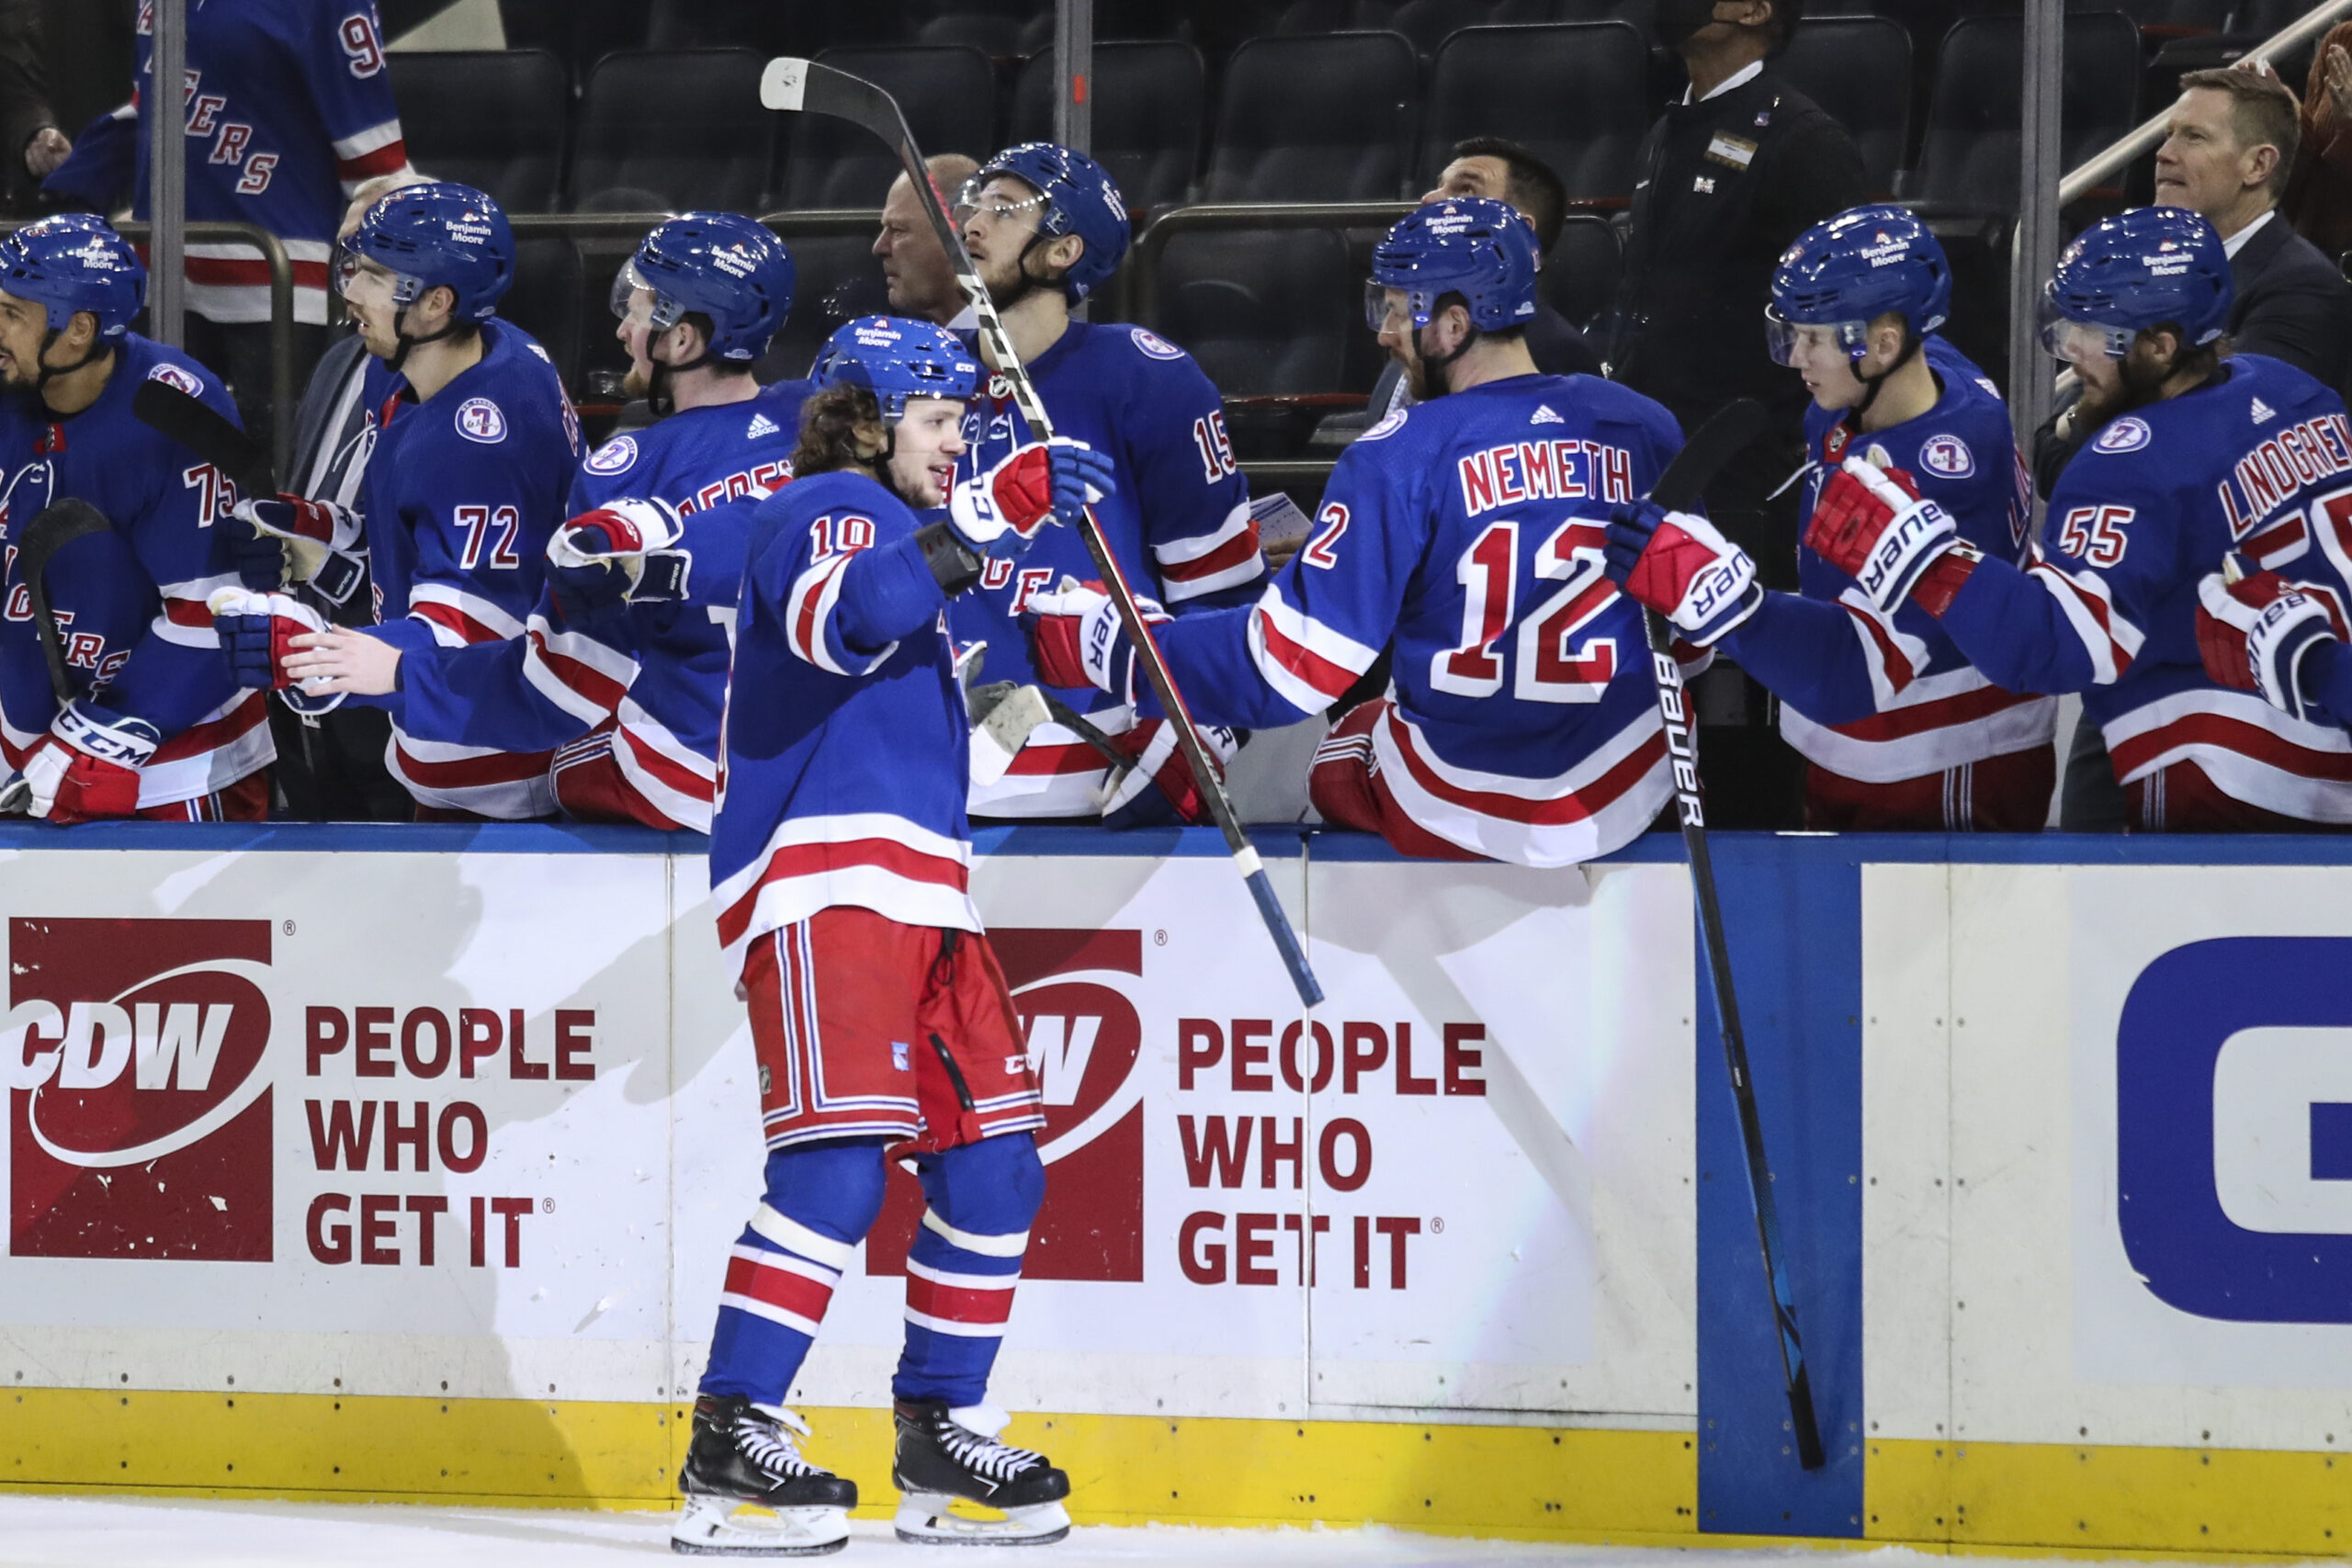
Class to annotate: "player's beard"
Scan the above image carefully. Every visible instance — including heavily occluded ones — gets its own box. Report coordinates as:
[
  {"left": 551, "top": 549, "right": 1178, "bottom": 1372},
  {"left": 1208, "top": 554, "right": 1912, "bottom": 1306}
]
[{"left": 2075, "top": 344, "right": 2177, "bottom": 431}]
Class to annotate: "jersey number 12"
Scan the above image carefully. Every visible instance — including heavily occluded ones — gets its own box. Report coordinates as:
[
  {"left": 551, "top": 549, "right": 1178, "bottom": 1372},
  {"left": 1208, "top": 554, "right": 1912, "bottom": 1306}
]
[{"left": 1432, "top": 518, "right": 1618, "bottom": 705}]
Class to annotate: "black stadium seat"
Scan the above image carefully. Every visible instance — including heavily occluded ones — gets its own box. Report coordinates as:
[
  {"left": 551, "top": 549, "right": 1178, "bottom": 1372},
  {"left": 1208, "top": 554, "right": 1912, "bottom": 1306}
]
[
  {"left": 1276, "top": 0, "right": 1402, "bottom": 31},
  {"left": 1011, "top": 42, "right": 1207, "bottom": 212},
  {"left": 1153, "top": 228, "right": 1355, "bottom": 398},
  {"left": 1419, "top": 23, "right": 1653, "bottom": 205},
  {"left": 385, "top": 51, "right": 569, "bottom": 214},
  {"left": 1778, "top": 16, "right": 1914, "bottom": 197},
  {"left": 502, "top": 239, "right": 585, "bottom": 388},
  {"left": 1544, "top": 213, "right": 1623, "bottom": 333},
  {"left": 1204, "top": 32, "right": 1422, "bottom": 202},
  {"left": 1391, "top": 0, "right": 1507, "bottom": 53},
  {"left": 1913, "top": 12, "right": 2142, "bottom": 212},
  {"left": 778, "top": 45, "right": 1000, "bottom": 209},
  {"left": 571, "top": 50, "right": 775, "bottom": 213},
  {"left": 757, "top": 234, "right": 891, "bottom": 385}
]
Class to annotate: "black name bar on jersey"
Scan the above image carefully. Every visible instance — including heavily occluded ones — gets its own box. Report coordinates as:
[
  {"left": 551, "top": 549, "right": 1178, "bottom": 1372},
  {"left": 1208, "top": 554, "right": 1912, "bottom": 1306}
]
[
  {"left": 1457, "top": 439, "right": 1636, "bottom": 518},
  {"left": 2219, "top": 411, "right": 2352, "bottom": 538}
]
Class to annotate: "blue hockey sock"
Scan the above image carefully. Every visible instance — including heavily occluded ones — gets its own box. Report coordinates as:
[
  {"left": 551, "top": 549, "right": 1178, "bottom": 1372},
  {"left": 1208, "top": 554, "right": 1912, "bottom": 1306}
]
[
  {"left": 700, "top": 1138, "right": 888, "bottom": 1405},
  {"left": 892, "top": 1133, "right": 1046, "bottom": 1407}
]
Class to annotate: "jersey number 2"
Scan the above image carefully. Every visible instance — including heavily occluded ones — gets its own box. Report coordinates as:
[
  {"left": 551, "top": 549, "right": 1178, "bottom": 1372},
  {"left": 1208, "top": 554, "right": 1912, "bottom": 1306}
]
[{"left": 1432, "top": 519, "right": 1617, "bottom": 704}]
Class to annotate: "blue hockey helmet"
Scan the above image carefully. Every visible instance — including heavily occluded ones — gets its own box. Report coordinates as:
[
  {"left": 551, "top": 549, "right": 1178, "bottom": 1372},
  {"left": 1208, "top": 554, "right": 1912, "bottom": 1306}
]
[
  {"left": 811, "top": 316, "right": 983, "bottom": 421},
  {"left": 612, "top": 212, "right": 794, "bottom": 363},
  {"left": 959, "top": 142, "right": 1130, "bottom": 303},
  {"left": 2038, "top": 205, "right": 2233, "bottom": 363},
  {"left": 341, "top": 180, "right": 514, "bottom": 323},
  {"left": 1766, "top": 204, "right": 1951, "bottom": 366},
  {"left": 1365, "top": 197, "right": 1541, "bottom": 333},
  {"left": 0, "top": 213, "right": 146, "bottom": 339}
]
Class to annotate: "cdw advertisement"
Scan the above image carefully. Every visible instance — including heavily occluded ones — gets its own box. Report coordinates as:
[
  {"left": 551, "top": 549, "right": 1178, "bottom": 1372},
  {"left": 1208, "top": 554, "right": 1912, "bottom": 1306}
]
[{"left": 0, "top": 845, "right": 1694, "bottom": 1425}]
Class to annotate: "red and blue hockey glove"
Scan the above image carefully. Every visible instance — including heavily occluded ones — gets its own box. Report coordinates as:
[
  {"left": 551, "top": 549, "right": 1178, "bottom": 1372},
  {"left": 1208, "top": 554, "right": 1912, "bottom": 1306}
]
[
  {"left": 19, "top": 698, "right": 160, "bottom": 823},
  {"left": 1099, "top": 716, "right": 1238, "bottom": 829},
  {"left": 2197, "top": 560, "right": 2349, "bottom": 724},
  {"left": 208, "top": 586, "right": 332, "bottom": 692},
  {"left": 232, "top": 493, "right": 367, "bottom": 604},
  {"left": 1603, "top": 500, "right": 1763, "bottom": 646},
  {"left": 949, "top": 438, "right": 1116, "bottom": 558},
  {"left": 548, "top": 499, "right": 689, "bottom": 621},
  {"left": 1023, "top": 579, "right": 1169, "bottom": 703},
  {"left": 1804, "top": 458, "right": 1965, "bottom": 615}
]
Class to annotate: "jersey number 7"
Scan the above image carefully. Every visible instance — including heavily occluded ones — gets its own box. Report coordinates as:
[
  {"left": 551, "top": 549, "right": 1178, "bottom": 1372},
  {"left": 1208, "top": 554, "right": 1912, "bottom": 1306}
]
[{"left": 1432, "top": 518, "right": 1617, "bottom": 705}]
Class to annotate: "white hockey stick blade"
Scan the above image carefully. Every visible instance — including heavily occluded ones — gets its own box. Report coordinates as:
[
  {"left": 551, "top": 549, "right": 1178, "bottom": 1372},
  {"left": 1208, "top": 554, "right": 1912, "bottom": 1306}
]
[
  {"left": 967, "top": 684, "right": 1052, "bottom": 789},
  {"left": 672, "top": 1495, "right": 850, "bottom": 1556},
  {"left": 759, "top": 57, "right": 811, "bottom": 111},
  {"left": 893, "top": 1492, "right": 1072, "bottom": 1546}
]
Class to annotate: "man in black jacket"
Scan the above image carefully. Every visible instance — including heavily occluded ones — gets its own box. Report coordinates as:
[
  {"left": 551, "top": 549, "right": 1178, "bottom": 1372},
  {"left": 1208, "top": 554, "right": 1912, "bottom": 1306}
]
[{"left": 1604, "top": 0, "right": 1869, "bottom": 823}]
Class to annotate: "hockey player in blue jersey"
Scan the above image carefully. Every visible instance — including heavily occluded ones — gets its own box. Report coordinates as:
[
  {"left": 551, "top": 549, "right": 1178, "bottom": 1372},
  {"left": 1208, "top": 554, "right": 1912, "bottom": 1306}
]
[
  {"left": 949, "top": 141, "right": 1262, "bottom": 823},
  {"left": 0, "top": 215, "right": 276, "bottom": 822},
  {"left": 1602, "top": 206, "right": 2057, "bottom": 830},
  {"left": 272, "top": 212, "right": 806, "bottom": 830},
  {"left": 218, "top": 182, "right": 579, "bottom": 820},
  {"left": 683, "top": 314, "right": 1110, "bottom": 1553},
  {"left": 1027, "top": 198, "right": 1692, "bottom": 865},
  {"left": 1795, "top": 206, "right": 2352, "bottom": 829}
]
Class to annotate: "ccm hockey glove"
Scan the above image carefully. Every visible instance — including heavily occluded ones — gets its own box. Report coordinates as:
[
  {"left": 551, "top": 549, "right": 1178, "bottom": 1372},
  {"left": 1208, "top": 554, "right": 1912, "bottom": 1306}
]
[
  {"left": 1603, "top": 500, "right": 1762, "bottom": 646},
  {"left": 2197, "top": 561, "right": 2348, "bottom": 725},
  {"left": 19, "top": 698, "right": 160, "bottom": 823},
  {"left": 1804, "top": 458, "right": 1962, "bottom": 615},
  {"left": 948, "top": 438, "right": 1115, "bottom": 558}
]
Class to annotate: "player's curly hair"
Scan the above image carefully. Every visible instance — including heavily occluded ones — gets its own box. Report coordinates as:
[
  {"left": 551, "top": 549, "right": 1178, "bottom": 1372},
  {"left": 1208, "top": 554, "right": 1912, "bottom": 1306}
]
[{"left": 790, "top": 384, "right": 888, "bottom": 479}]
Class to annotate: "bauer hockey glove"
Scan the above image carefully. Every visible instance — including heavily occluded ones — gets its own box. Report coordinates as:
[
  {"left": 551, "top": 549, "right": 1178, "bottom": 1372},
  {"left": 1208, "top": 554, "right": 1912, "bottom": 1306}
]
[
  {"left": 19, "top": 698, "right": 159, "bottom": 823},
  {"left": 948, "top": 438, "right": 1116, "bottom": 559},
  {"left": 232, "top": 494, "right": 368, "bottom": 604},
  {"left": 2196, "top": 560, "right": 2349, "bottom": 725},
  {"left": 209, "top": 585, "right": 333, "bottom": 693},
  {"left": 1023, "top": 579, "right": 1169, "bottom": 703},
  {"left": 1602, "top": 500, "right": 1762, "bottom": 646},
  {"left": 1099, "top": 716, "right": 1238, "bottom": 829},
  {"left": 1804, "top": 458, "right": 1964, "bottom": 615}
]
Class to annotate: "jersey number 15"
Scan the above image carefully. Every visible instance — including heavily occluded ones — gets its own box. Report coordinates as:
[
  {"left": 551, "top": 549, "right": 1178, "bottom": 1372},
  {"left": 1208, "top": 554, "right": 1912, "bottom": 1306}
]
[{"left": 1433, "top": 518, "right": 1618, "bottom": 705}]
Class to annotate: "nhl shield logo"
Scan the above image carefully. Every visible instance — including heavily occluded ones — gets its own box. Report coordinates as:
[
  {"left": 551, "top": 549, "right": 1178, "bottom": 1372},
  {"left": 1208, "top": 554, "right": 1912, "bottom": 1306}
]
[
  {"left": 1919, "top": 434, "right": 1974, "bottom": 479},
  {"left": 455, "top": 398, "right": 508, "bottom": 445}
]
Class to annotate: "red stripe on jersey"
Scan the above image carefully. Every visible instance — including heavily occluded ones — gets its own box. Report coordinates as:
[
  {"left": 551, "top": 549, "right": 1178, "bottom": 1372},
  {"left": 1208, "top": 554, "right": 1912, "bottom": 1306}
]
[
  {"left": 150, "top": 690, "right": 269, "bottom": 763},
  {"left": 2109, "top": 709, "right": 2352, "bottom": 784},
  {"left": 2033, "top": 565, "right": 2137, "bottom": 675},
  {"left": 619, "top": 724, "right": 716, "bottom": 800},
  {"left": 394, "top": 742, "right": 559, "bottom": 787},
  {"left": 1254, "top": 605, "right": 1359, "bottom": 703},
  {"left": 2245, "top": 515, "right": 2309, "bottom": 564},
  {"left": 716, "top": 837, "right": 971, "bottom": 949},
  {"left": 531, "top": 632, "right": 630, "bottom": 713},
  {"left": 334, "top": 139, "right": 410, "bottom": 184},
  {"left": 788, "top": 555, "right": 848, "bottom": 666},
  {"left": 906, "top": 1274, "right": 1016, "bottom": 1327},
  {"left": 164, "top": 597, "right": 217, "bottom": 628},
  {"left": 1160, "top": 524, "right": 1263, "bottom": 584},
  {"left": 1006, "top": 737, "right": 1109, "bottom": 776},
  {"left": 413, "top": 600, "right": 507, "bottom": 646},
  {"left": 1389, "top": 719, "right": 1667, "bottom": 827},
  {"left": 722, "top": 1253, "right": 838, "bottom": 1325},
  {"left": 1825, "top": 682, "right": 2042, "bottom": 744},
  {"left": 1844, "top": 604, "right": 1917, "bottom": 694}
]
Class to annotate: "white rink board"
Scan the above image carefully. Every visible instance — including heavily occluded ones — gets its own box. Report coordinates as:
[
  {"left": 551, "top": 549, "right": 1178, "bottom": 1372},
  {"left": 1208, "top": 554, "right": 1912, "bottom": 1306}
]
[
  {"left": 1861, "top": 862, "right": 2352, "bottom": 1453},
  {"left": 0, "top": 845, "right": 1697, "bottom": 1428}
]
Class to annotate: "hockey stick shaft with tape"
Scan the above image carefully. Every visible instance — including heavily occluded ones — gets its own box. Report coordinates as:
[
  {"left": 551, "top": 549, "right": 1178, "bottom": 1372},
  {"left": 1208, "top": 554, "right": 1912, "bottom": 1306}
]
[
  {"left": 763, "top": 57, "right": 1323, "bottom": 1006},
  {"left": 1639, "top": 398, "right": 1826, "bottom": 1472}
]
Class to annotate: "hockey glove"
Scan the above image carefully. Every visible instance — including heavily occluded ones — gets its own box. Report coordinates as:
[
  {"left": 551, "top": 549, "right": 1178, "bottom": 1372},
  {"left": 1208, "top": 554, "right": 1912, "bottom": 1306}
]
[
  {"left": 548, "top": 499, "right": 691, "bottom": 621},
  {"left": 208, "top": 586, "right": 333, "bottom": 693},
  {"left": 1804, "top": 458, "right": 1962, "bottom": 615},
  {"left": 1099, "top": 716, "right": 1238, "bottom": 829},
  {"left": 232, "top": 494, "right": 368, "bottom": 604},
  {"left": 2196, "top": 562, "right": 2348, "bottom": 724},
  {"left": 1023, "top": 579, "right": 1169, "bottom": 703},
  {"left": 1603, "top": 500, "right": 1762, "bottom": 646},
  {"left": 19, "top": 698, "right": 160, "bottom": 823},
  {"left": 947, "top": 438, "right": 1115, "bottom": 559}
]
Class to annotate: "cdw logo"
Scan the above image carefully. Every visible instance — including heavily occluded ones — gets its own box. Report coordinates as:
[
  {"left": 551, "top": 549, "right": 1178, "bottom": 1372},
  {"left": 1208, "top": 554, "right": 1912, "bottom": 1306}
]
[{"left": 6, "top": 918, "right": 275, "bottom": 1260}]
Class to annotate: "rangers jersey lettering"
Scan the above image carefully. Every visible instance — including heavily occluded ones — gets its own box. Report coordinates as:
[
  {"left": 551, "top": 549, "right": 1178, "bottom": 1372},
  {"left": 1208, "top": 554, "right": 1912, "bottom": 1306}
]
[
  {"left": 393, "top": 380, "right": 809, "bottom": 830},
  {"left": 356, "top": 321, "right": 578, "bottom": 818},
  {"left": 1939, "top": 354, "right": 2352, "bottom": 821},
  {"left": 1729, "top": 335, "right": 2056, "bottom": 787},
  {"left": 711, "top": 469, "right": 979, "bottom": 979},
  {"left": 1148, "top": 372, "right": 1688, "bottom": 866},
  {"left": 0, "top": 337, "right": 273, "bottom": 805},
  {"left": 949, "top": 321, "right": 1261, "bottom": 817}
]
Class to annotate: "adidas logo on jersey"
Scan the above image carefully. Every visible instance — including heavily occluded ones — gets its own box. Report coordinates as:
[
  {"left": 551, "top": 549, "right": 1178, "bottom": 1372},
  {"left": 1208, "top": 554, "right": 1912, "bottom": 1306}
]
[
  {"left": 2251, "top": 397, "right": 2277, "bottom": 425},
  {"left": 1532, "top": 404, "right": 1565, "bottom": 425},
  {"left": 747, "top": 412, "right": 781, "bottom": 439}
]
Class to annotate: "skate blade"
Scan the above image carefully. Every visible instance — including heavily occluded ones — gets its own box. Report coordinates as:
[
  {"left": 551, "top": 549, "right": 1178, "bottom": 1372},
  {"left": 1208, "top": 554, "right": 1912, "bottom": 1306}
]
[
  {"left": 892, "top": 1493, "right": 1071, "bottom": 1546},
  {"left": 671, "top": 1495, "right": 850, "bottom": 1556}
]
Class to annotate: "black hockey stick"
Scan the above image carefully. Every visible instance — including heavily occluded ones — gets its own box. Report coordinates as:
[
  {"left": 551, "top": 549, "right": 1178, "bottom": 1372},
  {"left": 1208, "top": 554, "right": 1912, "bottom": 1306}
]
[
  {"left": 17, "top": 499, "right": 112, "bottom": 706},
  {"left": 1637, "top": 398, "right": 1826, "bottom": 1472},
  {"left": 762, "top": 56, "right": 1324, "bottom": 1007},
  {"left": 131, "top": 378, "right": 276, "bottom": 500}
]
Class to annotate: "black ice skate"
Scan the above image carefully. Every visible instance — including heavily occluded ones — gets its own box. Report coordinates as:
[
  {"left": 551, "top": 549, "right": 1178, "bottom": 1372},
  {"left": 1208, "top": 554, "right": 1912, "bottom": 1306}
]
[
  {"left": 673, "top": 1394, "right": 857, "bottom": 1556},
  {"left": 891, "top": 1398, "right": 1072, "bottom": 1545}
]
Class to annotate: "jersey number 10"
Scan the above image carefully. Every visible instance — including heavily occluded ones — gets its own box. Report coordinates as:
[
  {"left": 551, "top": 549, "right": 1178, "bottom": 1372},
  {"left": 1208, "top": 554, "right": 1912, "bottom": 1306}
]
[{"left": 1433, "top": 518, "right": 1618, "bottom": 705}]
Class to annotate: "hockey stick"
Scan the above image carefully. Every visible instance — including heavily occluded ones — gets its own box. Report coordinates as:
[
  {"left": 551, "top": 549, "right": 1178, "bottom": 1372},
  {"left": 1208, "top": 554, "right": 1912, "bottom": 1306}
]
[
  {"left": 131, "top": 379, "right": 276, "bottom": 501},
  {"left": 1638, "top": 398, "right": 1826, "bottom": 1472},
  {"left": 17, "top": 500, "right": 112, "bottom": 707},
  {"left": 763, "top": 57, "right": 1324, "bottom": 1007}
]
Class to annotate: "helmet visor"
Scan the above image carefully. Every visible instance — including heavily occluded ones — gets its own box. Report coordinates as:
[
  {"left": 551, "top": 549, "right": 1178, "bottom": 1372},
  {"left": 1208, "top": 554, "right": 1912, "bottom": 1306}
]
[
  {"left": 336, "top": 247, "right": 416, "bottom": 311},
  {"left": 2037, "top": 291, "right": 2132, "bottom": 364},
  {"left": 1763, "top": 308, "right": 1870, "bottom": 368},
  {"left": 953, "top": 175, "right": 1049, "bottom": 232},
  {"left": 609, "top": 260, "right": 682, "bottom": 332}
]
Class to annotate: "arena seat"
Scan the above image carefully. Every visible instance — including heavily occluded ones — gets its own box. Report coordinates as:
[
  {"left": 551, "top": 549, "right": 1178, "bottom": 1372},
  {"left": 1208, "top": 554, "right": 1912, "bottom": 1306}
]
[
  {"left": 385, "top": 51, "right": 569, "bottom": 214},
  {"left": 756, "top": 233, "right": 892, "bottom": 385},
  {"left": 571, "top": 49, "right": 775, "bottom": 213},
  {"left": 914, "top": 11, "right": 1035, "bottom": 51},
  {"left": 777, "top": 45, "right": 1001, "bottom": 209},
  {"left": 1418, "top": 23, "right": 1654, "bottom": 204},
  {"left": 1274, "top": 0, "right": 1404, "bottom": 31},
  {"left": 1154, "top": 227, "right": 1359, "bottom": 441},
  {"left": 1912, "top": 11, "right": 2143, "bottom": 213},
  {"left": 1549, "top": 0, "right": 1660, "bottom": 45},
  {"left": 502, "top": 239, "right": 585, "bottom": 389},
  {"left": 1204, "top": 32, "right": 1422, "bottom": 202},
  {"left": 1778, "top": 16, "right": 1914, "bottom": 197},
  {"left": 1011, "top": 42, "right": 1208, "bottom": 212},
  {"left": 1544, "top": 212, "right": 1623, "bottom": 333},
  {"left": 1390, "top": 0, "right": 1509, "bottom": 53}
]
